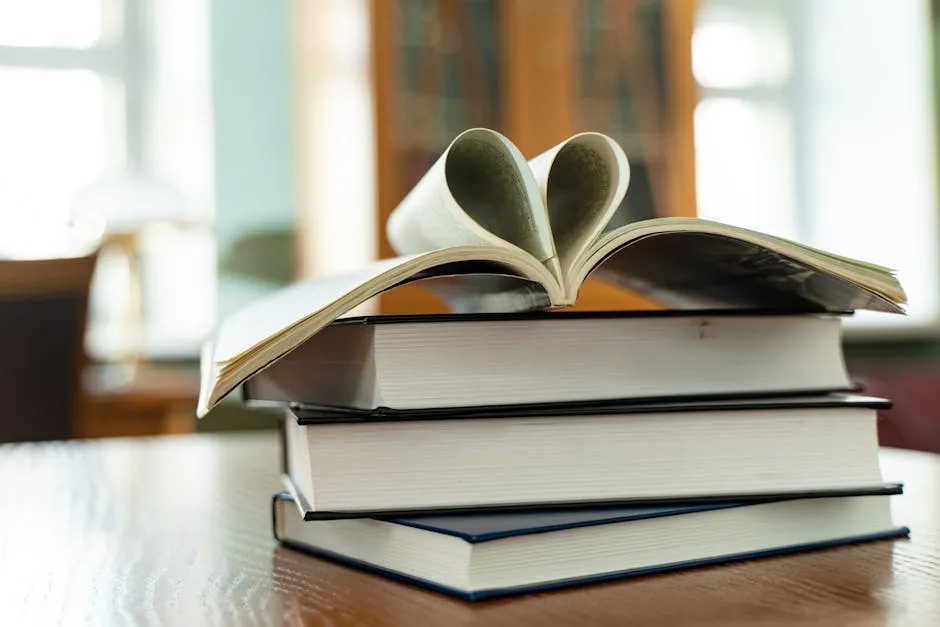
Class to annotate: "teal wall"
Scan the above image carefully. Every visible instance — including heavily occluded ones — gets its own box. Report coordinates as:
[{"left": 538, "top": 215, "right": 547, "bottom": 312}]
[
  {"left": 212, "top": 0, "right": 296, "bottom": 319},
  {"left": 206, "top": 0, "right": 295, "bottom": 430}
]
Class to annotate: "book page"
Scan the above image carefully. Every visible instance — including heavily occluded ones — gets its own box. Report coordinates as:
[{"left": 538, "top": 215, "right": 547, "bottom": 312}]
[
  {"left": 572, "top": 218, "right": 906, "bottom": 313},
  {"left": 387, "top": 128, "right": 558, "bottom": 268},
  {"left": 527, "top": 133, "right": 629, "bottom": 280},
  {"left": 199, "top": 246, "right": 562, "bottom": 416}
]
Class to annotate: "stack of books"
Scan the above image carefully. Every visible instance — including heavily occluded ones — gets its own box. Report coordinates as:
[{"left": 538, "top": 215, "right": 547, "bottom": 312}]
[{"left": 199, "top": 128, "right": 910, "bottom": 601}]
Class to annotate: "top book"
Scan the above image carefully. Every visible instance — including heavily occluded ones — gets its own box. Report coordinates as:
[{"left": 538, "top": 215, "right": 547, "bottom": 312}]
[{"left": 198, "top": 128, "right": 906, "bottom": 416}]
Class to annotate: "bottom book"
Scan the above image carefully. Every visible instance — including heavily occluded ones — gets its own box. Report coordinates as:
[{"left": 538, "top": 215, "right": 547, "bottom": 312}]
[{"left": 273, "top": 492, "right": 909, "bottom": 601}]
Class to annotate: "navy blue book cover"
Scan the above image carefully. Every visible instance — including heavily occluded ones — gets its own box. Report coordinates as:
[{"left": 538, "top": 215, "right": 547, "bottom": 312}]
[
  {"left": 374, "top": 501, "right": 816, "bottom": 542},
  {"left": 272, "top": 492, "right": 910, "bottom": 601}
]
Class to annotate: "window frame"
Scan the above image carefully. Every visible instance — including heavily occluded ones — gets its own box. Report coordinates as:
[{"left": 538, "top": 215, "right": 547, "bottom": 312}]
[
  {"left": 0, "top": 0, "right": 146, "bottom": 170},
  {"left": 694, "top": 0, "right": 940, "bottom": 339}
]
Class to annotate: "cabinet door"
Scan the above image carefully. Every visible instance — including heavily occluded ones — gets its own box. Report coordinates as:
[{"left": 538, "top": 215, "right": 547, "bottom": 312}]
[{"left": 371, "top": 0, "right": 697, "bottom": 314}]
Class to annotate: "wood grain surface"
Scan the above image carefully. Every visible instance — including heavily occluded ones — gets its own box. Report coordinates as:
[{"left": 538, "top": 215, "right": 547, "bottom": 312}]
[{"left": 0, "top": 433, "right": 937, "bottom": 626}]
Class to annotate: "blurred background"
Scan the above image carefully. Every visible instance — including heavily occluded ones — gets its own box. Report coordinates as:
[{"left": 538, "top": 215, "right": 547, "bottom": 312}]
[{"left": 1, "top": 0, "right": 939, "bottom": 449}]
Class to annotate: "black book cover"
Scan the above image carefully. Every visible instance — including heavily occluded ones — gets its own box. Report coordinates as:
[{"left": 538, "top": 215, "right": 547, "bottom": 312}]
[
  {"left": 288, "top": 392, "right": 888, "bottom": 425},
  {"left": 278, "top": 470, "right": 904, "bottom": 521},
  {"left": 322, "top": 309, "right": 853, "bottom": 326}
]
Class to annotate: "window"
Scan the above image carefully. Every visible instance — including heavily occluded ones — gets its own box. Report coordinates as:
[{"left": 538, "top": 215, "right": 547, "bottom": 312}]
[
  {"left": 0, "top": 0, "right": 125, "bottom": 256},
  {"left": 0, "top": 0, "right": 215, "bottom": 358},
  {"left": 693, "top": 0, "right": 940, "bottom": 334}
]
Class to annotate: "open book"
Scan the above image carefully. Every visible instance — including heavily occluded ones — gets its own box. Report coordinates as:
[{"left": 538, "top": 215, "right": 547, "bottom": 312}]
[{"left": 198, "top": 128, "right": 906, "bottom": 416}]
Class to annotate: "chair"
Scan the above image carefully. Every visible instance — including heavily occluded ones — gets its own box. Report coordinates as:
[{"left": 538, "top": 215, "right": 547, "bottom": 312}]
[
  {"left": 853, "top": 370, "right": 940, "bottom": 454},
  {"left": 0, "top": 253, "right": 98, "bottom": 442}
]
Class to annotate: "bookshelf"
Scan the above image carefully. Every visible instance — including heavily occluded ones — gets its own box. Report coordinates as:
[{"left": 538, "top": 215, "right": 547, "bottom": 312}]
[{"left": 371, "top": 0, "right": 698, "bottom": 314}]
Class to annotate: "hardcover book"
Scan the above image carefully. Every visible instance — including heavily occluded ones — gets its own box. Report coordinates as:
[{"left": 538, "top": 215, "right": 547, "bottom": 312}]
[
  {"left": 243, "top": 310, "right": 855, "bottom": 412},
  {"left": 279, "top": 394, "right": 899, "bottom": 518},
  {"left": 273, "top": 491, "right": 909, "bottom": 601}
]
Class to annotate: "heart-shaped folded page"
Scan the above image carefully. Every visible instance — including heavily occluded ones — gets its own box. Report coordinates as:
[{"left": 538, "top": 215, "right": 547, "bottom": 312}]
[
  {"left": 527, "top": 132, "right": 630, "bottom": 281},
  {"left": 387, "top": 128, "right": 558, "bottom": 274}
]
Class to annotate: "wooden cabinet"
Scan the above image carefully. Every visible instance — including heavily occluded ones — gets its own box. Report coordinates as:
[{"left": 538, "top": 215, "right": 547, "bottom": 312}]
[
  {"left": 370, "top": 0, "right": 698, "bottom": 314},
  {"left": 77, "top": 364, "right": 197, "bottom": 438}
]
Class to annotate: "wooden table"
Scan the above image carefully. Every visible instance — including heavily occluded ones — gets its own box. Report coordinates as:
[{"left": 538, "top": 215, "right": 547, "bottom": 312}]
[{"left": 0, "top": 434, "right": 937, "bottom": 625}]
